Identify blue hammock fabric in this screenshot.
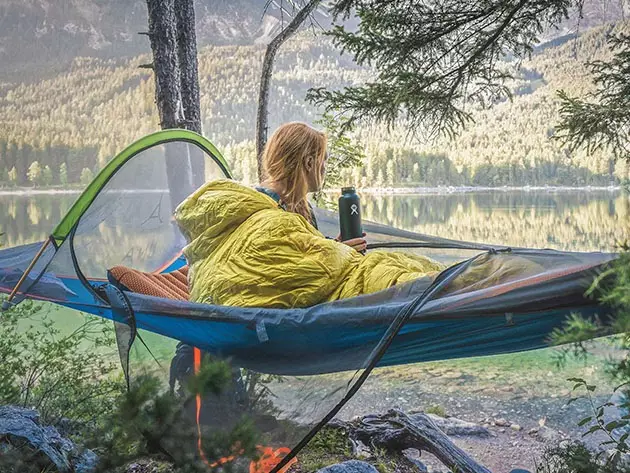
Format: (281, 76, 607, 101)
(0, 241, 614, 376)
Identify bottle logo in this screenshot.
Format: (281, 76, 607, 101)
(350, 204, 359, 215)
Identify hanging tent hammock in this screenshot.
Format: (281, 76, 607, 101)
(0, 130, 617, 472)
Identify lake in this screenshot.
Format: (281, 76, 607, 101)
(1, 189, 627, 252)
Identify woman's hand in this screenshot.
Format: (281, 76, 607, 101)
(336, 233, 367, 253)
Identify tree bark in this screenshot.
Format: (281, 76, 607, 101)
(331, 409, 493, 473)
(146, 0, 184, 129)
(174, 0, 205, 188)
(146, 0, 192, 209)
(255, 0, 322, 182)
(175, 0, 202, 134)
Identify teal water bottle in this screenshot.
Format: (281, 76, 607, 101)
(339, 187, 363, 241)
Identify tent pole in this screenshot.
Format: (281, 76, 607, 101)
(1, 238, 51, 311)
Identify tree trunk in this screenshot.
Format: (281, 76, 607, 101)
(175, 0, 201, 134)
(331, 409, 493, 473)
(175, 0, 205, 188)
(146, 0, 184, 129)
(146, 0, 191, 209)
(255, 0, 322, 182)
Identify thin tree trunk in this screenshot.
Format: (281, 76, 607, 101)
(256, 0, 321, 182)
(146, 0, 191, 209)
(146, 0, 184, 129)
(175, 0, 205, 188)
(175, 0, 202, 134)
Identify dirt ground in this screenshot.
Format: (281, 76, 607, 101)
(274, 342, 623, 473)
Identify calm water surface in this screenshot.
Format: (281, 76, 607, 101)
(1, 190, 627, 251)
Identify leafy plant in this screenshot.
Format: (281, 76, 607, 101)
(535, 441, 616, 473)
(89, 359, 259, 473)
(0, 299, 123, 430)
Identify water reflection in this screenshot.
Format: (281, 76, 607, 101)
(0, 190, 628, 253)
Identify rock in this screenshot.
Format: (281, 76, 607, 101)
(537, 426, 562, 443)
(0, 405, 97, 473)
(528, 428, 539, 436)
(317, 460, 380, 473)
(125, 459, 175, 473)
(511, 424, 522, 431)
(495, 418, 510, 427)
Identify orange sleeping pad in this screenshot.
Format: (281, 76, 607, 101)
(108, 265, 190, 301)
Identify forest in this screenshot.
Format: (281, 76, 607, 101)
(1, 20, 629, 189)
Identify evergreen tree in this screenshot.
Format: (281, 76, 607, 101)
(42, 165, 53, 187)
(59, 163, 68, 186)
(557, 33, 630, 162)
(308, 0, 580, 138)
(7, 167, 17, 186)
(80, 168, 94, 186)
(27, 161, 42, 187)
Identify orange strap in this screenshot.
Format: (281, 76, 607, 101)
(193, 347, 297, 472)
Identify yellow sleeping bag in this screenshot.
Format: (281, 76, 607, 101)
(174, 180, 444, 308)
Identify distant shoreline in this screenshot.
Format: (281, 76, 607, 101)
(0, 185, 622, 196)
(348, 185, 622, 195)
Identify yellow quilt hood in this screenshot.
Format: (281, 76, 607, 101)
(175, 180, 443, 308)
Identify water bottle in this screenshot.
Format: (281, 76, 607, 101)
(338, 187, 363, 241)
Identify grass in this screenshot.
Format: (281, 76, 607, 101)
(295, 428, 417, 473)
(17, 302, 179, 375)
(365, 342, 618, 399)
(426, 404, 447, 417)
(297, 428, 353, 472)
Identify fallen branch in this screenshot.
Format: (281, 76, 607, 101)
(330, 409, 492, 473)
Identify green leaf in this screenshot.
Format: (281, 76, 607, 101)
(586, 384, 596, 392)
(600, 440, 618, 446)
(578, 416, 592, 426)
(605, 421, 620, 431)
(583, 425, 601, 437)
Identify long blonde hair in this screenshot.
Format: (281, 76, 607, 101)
(261, 122, 327, 222)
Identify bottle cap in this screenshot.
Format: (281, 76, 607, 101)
(341, 186, 356, 194)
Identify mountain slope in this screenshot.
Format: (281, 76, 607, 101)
(0, 0, 282, 80)
(1, 0, 627, 82)
(0, 20, 629, 187)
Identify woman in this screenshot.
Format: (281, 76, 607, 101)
(255, 122, 366, 253)
(174, 122, 443, 308)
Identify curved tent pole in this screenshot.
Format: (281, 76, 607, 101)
(269, 256, 475, 473)
(51, 129, 232, 247)
(366, 241, 503, 251)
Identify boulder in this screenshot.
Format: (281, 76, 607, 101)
(0, 405, 97, 473)
(317, 460, 381, 473)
